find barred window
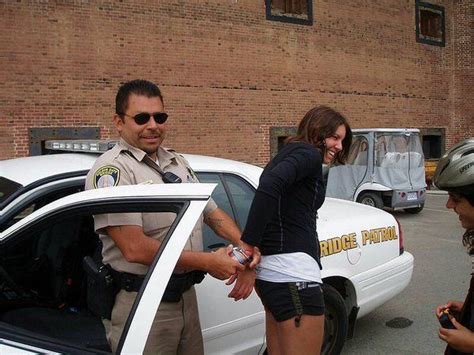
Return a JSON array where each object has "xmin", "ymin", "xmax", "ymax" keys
[
  {"xmin": 266, "ymin": 0, "xmax": 313, "ymax": 26},
  {"xmin": 416, "ymin": 1, "xmax": 445, "ymax": 46}
]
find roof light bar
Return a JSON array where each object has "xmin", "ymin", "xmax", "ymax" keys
[{"xmin": 45, "ymin": 139, "xmax": 117, "ymax": 154}]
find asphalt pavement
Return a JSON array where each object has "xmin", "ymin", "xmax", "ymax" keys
[{"xmin": 341, "ymin": 192, "xmax": 468, "ymax": 355}]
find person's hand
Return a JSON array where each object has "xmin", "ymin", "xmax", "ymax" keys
[
  {"xmin": 226, "ymin": 268, "xmax": 256, "ymax": 301},
  {"xmin": 437, "ymin": 300, "xmax": 464, "ymax": 317},
  {"xmin": 439, "ymin": 317, "xmax": 474, "ymax": 352},
  {"xmin": 208, "ymin": 245, "xmax": 245, "ymax": 280},
  {"xmin": 239, "ymin": 241, "xmax": 261, "ymax": 269}
]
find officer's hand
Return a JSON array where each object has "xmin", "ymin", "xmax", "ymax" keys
[
  {"xmin": 208, "ymin": 246, "xmax": 245, "ymax": 280},
  {"xmin": 226, "ymin": 269, "xmax": 256, "ymax": 301},
  {"xmin": 439, "ymin": 318, "xmax": 474, "ymax": 352}
]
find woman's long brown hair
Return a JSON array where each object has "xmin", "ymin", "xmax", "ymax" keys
[{"xmin": 286, "ymin": 105, "xmax": 352, "ymax": 164}]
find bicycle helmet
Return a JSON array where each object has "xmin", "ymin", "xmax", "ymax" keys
[{"xmin": 433, "ymin": 138, "xmax": 474, "ymax": 197}]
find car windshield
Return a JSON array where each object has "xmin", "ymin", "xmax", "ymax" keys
[
  {"xmin": 375, "ymin": 133, "xmax": 424, "ymax": 168},
  {"xmin": 0, "ymin": 177, "xmax": 23, "ymax": 206}
]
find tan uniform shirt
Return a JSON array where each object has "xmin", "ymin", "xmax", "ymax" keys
[{"xmin": 85, "ymin": 139, "xmax": 217, "ymax": 275}]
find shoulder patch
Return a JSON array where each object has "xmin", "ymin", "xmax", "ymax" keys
[{"xmin": 94, "ymin": 165, "xmax": 120, "ymax": 188}]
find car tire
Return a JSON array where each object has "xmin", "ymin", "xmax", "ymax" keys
[
  {"xmin": 321, "ymin": 284, "xmax": 348, "ymax": 355},
  {"xmin": 404, "ymin": 203, "xmax": 424, "ymax": 214},
  {"xmin": 357, "ymin": 192, "xmax": 383, "ymax": 209}
]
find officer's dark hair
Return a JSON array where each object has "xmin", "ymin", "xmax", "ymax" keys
[
  {"xmin": 115, "ymin": 79, "xmax": 163, "ymax": 115},
  {"xmin": 286, "ymin": 105, "xmax": 352, "ymax": 164}
]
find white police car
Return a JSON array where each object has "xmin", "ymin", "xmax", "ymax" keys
[{"xmin": 0, "ymin": 140, "xmax": 414, "ymax": 354}]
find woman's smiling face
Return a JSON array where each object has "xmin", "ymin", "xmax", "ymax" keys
[{"xmin": 323, "ymin": 124, "xmax": 346, "ymax": 164}]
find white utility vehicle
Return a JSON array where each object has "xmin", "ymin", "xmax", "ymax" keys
[
  {"xmin": 326, "ymin": 128, "xmax": 426, "ymax": 213},
  {"xmin": 0, "ymin": 140, "xmax": 414, "ymax": 354}
]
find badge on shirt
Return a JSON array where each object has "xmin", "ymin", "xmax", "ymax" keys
[{"xmin": 93, "ymin": 166, "xmax": 120, "ymax": 188}]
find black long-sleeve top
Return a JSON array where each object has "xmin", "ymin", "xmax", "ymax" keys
[{"xmin": 241, "ymin": 142, "xmax": 325, "ymax": 266}]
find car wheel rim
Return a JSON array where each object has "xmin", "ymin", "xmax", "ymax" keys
[
  {"xmin": 322, "ymin": 304, "xmax": 337, "ymax": 354},
  {"xmin": 362, "ymin": 197, "xmax": 375, "ymax": 207}
]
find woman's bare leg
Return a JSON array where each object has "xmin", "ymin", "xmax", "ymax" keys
[
  {"xmin": 276, "ymin": 314, "xmax": 324, "ymax": 355},
  {"xmin": 265, "ymin": 309, "xmax": 282, "ymax": 355}
]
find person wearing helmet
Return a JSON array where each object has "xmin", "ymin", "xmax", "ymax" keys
[{"xmin": 434, "ymin": 138, "xmax": 474, "ymax": 355}]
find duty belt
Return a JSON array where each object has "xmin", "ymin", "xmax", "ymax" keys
[{"xmin": 110, "ymin": 268, "xmax": 206, "ymax": 302}]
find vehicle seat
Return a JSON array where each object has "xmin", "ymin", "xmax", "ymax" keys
[
  {"xmin": 0, "ymin": 215, "xmax": 107, "ymax": 351},
  {"xmin": 381, "ymin": 152, "xmax": 401, "ymax": 168},
  {"xmin": 31, "ymin": 215, "xmax": 98, "ymax": 305}
]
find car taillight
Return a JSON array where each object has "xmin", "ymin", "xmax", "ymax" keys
[{"xmin": 395, "ymin": 217, "xmax": 404, "ymax": 255}]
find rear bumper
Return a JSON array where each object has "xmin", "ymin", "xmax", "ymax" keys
[
  {"xmin": 391, "ymin": 189, "xmax": 426, "ymax": 209},
  {"xmin": 350, "ymin": 251, "xmax": 414, "ymax": 318}
]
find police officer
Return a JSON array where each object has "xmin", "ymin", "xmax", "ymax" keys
[
  {"xmin": 85, "ymin": 79, "xmax": 258, "ymax": 354},
  {"xmin": 434, "ymin": 138, "xmax": 474, "ymax": 354}
]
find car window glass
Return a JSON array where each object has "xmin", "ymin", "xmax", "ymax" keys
[
  {"xmin": 223, "ymin": 174, "xmax": 255, "ymax": 229},
  {"xmin": 0, "ymin": 177, "xmax": 23, "ymax": 207},
  {"xmin": 1, "ymin": 185, "xmax": 84, "ymax": 232},
  {"xmin": 195, "ymin": 172, "xmax": 234, "ymax": 250},
  {"xmin": 15, "ymin": 204, "xmax": 36, "ymax": 220}
]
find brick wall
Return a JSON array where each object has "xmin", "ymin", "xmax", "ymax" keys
[
  {"xmin": 448, "ymin": 0, "xmax": 473, "ymax": 147},
  {"xmin": 0, "ymin": 0, "xmax": 472, "ymax": 165}
]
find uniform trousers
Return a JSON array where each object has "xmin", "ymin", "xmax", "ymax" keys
[{"xmin": 103, "ymin": 286, "xmax": 203, "ymax": 354}]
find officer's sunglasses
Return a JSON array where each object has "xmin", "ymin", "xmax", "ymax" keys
[{"xmin": 121, "ymin": 112, "xmax": 168, "ymax": 125}]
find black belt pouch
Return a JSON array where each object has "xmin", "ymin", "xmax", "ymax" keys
[{"xmin": 83, "ymin": 256, "xmax": 118, "ymax": 320}]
